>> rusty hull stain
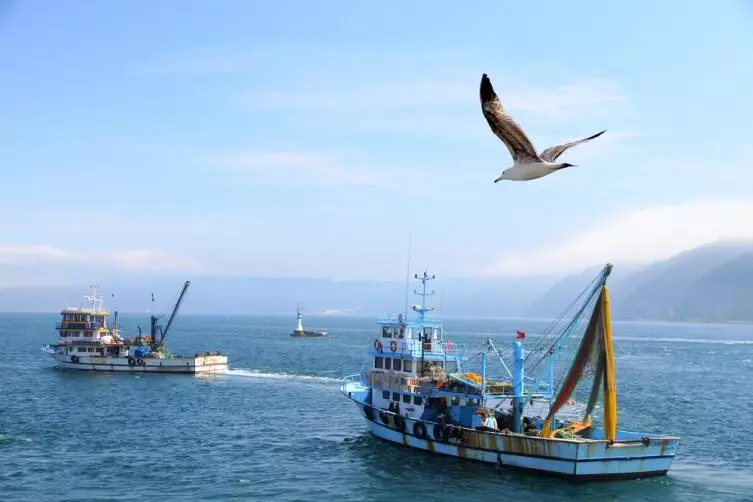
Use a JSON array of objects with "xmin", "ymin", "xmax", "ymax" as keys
[{"xmin": 462, "ymin": 429, "xmax": 579, "ymax": 459}]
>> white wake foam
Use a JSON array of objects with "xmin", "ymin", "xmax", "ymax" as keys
[
  {"xmin": 217, "ymin": 368, "xmax": 341, "ymax": 383},
  {"xmin": 614, "ymin": 336, "xmax": 753, "ymax": 345}
]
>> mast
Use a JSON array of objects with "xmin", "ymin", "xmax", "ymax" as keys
[
  {"xmin": 412, "ymin": 270, "xmax": 435, "ymax": 322},
  {"xmin": 84, "ymin": 285, "xmax": 104, "ymax": 313},
  {"xmin": 539, "ymin": 263, "xmax": 615, "ymax": 439},
  {"xmin": 601, "ymin": 285, "xmax": 617, "ymax": 442},
  {"xmin": 412, "ymin": 270, "xmax": 435, "ymax": 377}
]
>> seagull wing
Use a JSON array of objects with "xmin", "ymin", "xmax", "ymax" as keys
[
  {"xmin": 539, "ymin": 130, "xmax": 607, "ymax": 163},
  {"xmin": 479, "ymin": 73, "xmax": 539, "ymax": 163}
]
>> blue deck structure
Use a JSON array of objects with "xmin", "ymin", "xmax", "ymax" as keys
[{"xmin": 341, "ymin": 265, "xmax": 680, "ymax": 480}]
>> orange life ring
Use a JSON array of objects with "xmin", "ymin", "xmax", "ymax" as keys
[
  {"xmin": 374, "ymin": 339, "xmax": 383, "ymax": 352},
  {"xmin": 444, "ymin": 341, "xmax": 454, "ymax": 352},
  {"xmin": 390, "ymin": 340, "xmax": 397, "ymax": 353}
]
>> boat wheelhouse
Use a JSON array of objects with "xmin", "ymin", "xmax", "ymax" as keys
[
  {"xmin": 42, "ymin": 282, "xmax": 228, "ymax": 374},
  {"xmin": 341, "ymin": 265, "xmax": 680, "ymax": 480}
]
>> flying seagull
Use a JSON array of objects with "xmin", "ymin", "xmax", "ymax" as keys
[{"xmin": 480, "ymin": 73, "xmax": 606, "ymax": 182}]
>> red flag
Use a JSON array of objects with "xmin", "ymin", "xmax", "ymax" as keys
[{"xmin": 516, "ymin": 330, "xmax": 525, "ymax": 340}]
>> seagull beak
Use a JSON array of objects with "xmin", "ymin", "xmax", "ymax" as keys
[{"xmin": 494, "ymin": 177, "xmax": 502, "ymax": 183}]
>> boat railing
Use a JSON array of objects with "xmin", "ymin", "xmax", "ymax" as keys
[
  {"xmin": 370, "ymin": 339, "xmax": 468, "ymax": 359},
  {"xmin": 56, "ymin": 339, "xmax": 120, "ymax": 346}
]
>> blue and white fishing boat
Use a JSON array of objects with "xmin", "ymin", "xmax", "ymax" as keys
[{"xmin": 341, "ymin": 265, "xmax": 680, "ymax": 480}]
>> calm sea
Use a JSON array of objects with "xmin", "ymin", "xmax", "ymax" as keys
[{"xmin": 1, "ymin": 313, "xmax": 751, "ymax": 501}]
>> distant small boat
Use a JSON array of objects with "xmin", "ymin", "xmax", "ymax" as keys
[{"xmin": 291, "ymin": 302, "xmax": 327, "ymax": 337}]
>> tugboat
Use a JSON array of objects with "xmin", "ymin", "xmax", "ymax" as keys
[
  {"xmin": 291, "ymin": 301, "xmax": 327, "ymax": 337},
  {"xmin": 42, "ymin": 281, "xmax": 229, "ymax": 373},
  {"xmin": 341, "ymin": 266, "xmax": 680, "ymax": 480}
]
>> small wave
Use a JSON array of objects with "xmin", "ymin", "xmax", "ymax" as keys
[
  {"xmin": 0, "ymin": 434, "xmax": 32, "ymax": 445},
  {"xmin": 218, "ymin": 368, "xmax": 340, "ymax": 383},
  {"xmin": 614, "ymin": 336, "xmax": 753, "ymax": 345}
]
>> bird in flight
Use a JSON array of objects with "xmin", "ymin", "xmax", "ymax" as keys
[{"xmin": 479, "ymin": 73, "xmax": 606, "ymax": 182}]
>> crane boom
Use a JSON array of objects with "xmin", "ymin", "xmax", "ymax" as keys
[{"xmin": 158, "ymin": 280, "xmax": 191, "ymax": 347}]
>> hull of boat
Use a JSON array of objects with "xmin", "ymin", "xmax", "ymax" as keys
[
  {"xmin": 43, "ymin": 348, "xmax": 228, "ymax": 374},
  {"xmin": 342, "ymin": 385, "xmax": 678, "ymax": 480}
]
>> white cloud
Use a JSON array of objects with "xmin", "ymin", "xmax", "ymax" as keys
[
  {"xmin": 0, "ymin": 244, "xmax": 199, "ymax": 272},
  {"xmin": 206, "ymin": 150, "xmax": 423, "ymax": 193},
  {"xmin": 241, "ymin": 73, "xmax": 626, "ymax": 126},
  {"xmin": 0, "ymin": 245, "xmax": 72, "ymax": 264},
  {"xmin": 500, "ymin": 78, "xmax": 625, "ymax": 123},
  {"xmin": 110, "ymin": 250, "xmax": 201, "ymax": 271},
  {"xmin": 485, "ymin": 200, "xmax": 753, "ymax": 276}
]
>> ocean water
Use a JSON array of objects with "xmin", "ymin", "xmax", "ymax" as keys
[{"xmin": 1, "ymin": 313, "xmax": 752, "ymax": 501}]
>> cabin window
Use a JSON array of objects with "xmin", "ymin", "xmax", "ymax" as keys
[
  {"xmin": 382, "ymin": 390, "xmax": 390, "ymax": 399},
  {"xmin": 402, "ymin": 394, "xmax": 411, "ymax": 404},
  {"xmin": 78, "ymin": 348, "xmax": 86, "ymax": 353},
  {"xmin": 445, "ymin": 361, "xmax": 458, "ymax": 372},
  {"xmin": 403, "ymin": 360, "xmax": 413, "ymax": 372},
  {"xmin": 393, "ymin": 359, "xmax": 402, "ymax": 372},
  {"xmin": 374, "ymin": 357, "xmax": 383, "ymax": 369},
  {"xmin": 397, "ymin": 325, "xmax": 405, "ymax": 339},
  {"xmin": 391, "ymin": 392, "xmax": 399, "ymax": 402},
  {"xmin": 384, "ymin": 358, "xmax": 392, "ymax": 370},
  {"xmin": 414, "ymin": 396, "xmax": 423, "ymax": 406},
  {"xmin": 88, "ymin": 348, "xmax": 95, "ymax": 352},
  {"xmin": 382, "ymin": 326, "xmax": 392, "ymax": 338},
  {"xmin": 450, "ymin": 397, "xmax": 459, "ymax": 406},
  {"xmin": 97, "ymin": 349, "xmax": 103, "ymax": 355}
]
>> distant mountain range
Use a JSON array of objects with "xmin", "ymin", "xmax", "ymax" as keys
[
  {"xmin": 2, "ymin": 240, "xmax": 753, "ymax": 322},
  {"xmin": 0, "ymin": 273, "xmax": 558, "ymax": 318},
  {"xmin": 525, "ymin": 240, "xmax": 753, "ymax": 323}
]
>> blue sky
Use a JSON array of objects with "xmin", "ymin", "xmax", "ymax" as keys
[{"xmin": 1, "ymin": 1, "xmax": 752, "ymax": 282}]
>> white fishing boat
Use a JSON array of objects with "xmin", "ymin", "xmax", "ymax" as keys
[
  {"xmin": 42, "ymin": 281, "xmax": 228, "ymax": 373},
  {"xmin": 341, "ymin": 266, "xmax": 680, "ymax": 480}
]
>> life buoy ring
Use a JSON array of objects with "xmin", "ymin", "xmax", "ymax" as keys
[
  {"xmin": 127, "ymin": 356, "xmax": 136, "ymax": 366},
  {"xmin": 70, "ymin": 355, "xmax": 79, "ymax": 364},
  {"xmin": 137, "ymin": 358, "xmax": 145, "ymax": 366},
  {"xmin": 364, "ymin": 405, "xmax": 375, "ymax": 421},
  {"xmin": 413, "ymin": 421, "xmax": 427, "ymax": 439},
  {"xmin": 374, "ymin": 339, "xmax": 383, "ymax": 352},
  {"xmin": 390, "ymin": 340, "xmax": 397, "ymax": 353},
  {"xmin": 444, "ymin": 340, "xmax": 454, "ymax": 352}
]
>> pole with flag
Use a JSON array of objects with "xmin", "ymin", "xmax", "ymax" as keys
[{"xmin": 512, "ymin": 329, "xmax": 526, "ymax": 432}]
